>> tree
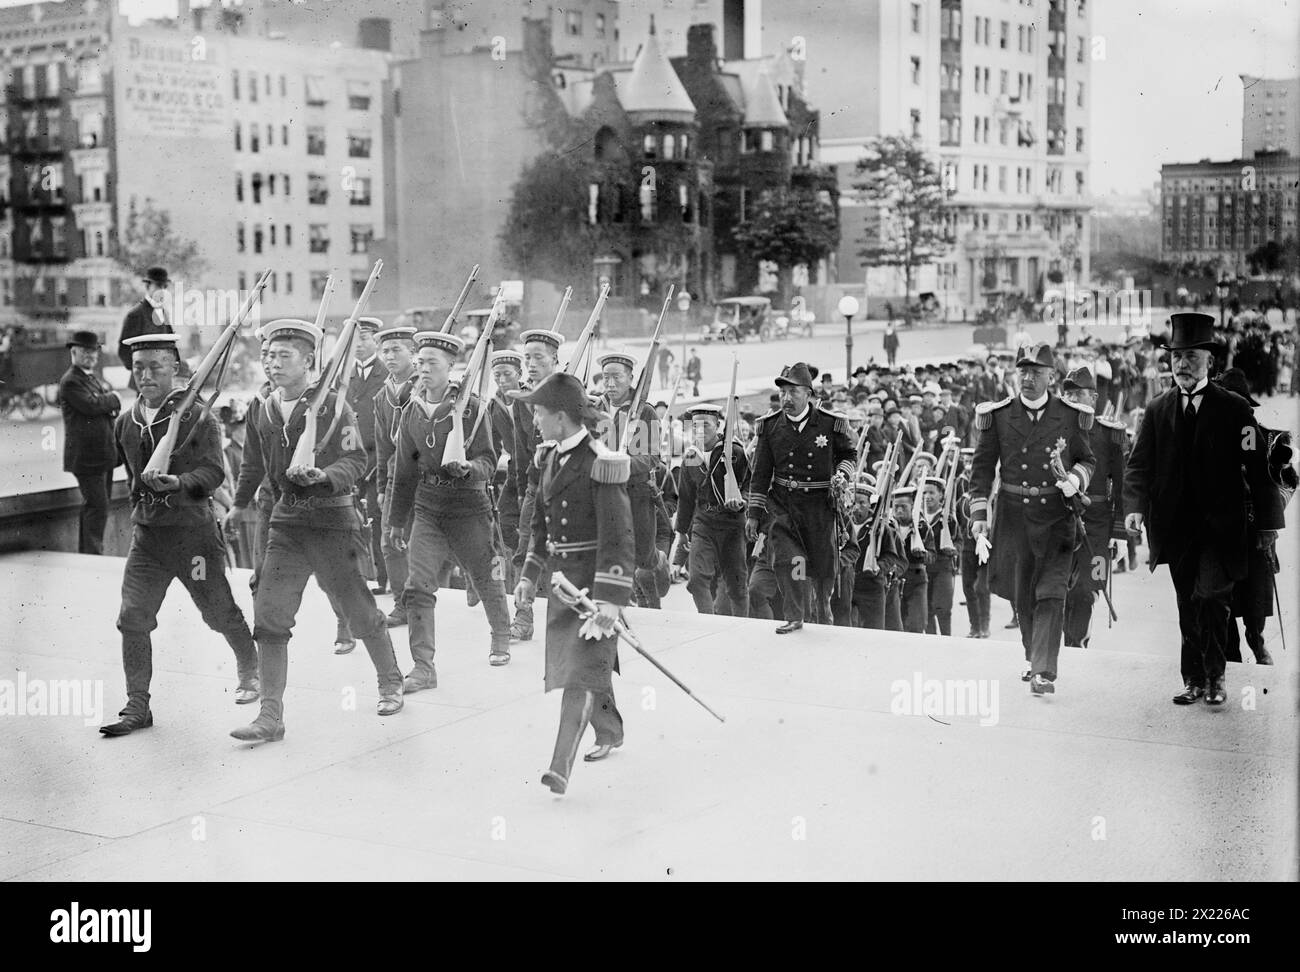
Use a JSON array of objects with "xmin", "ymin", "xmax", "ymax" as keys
[
  {"xmin": 731, "ymin": 188, "xmax": 839, "ymax": 306},
  {"xmin": 852, "ymin": 134, "xmax": 950, "ymax": 321},
  {"xmin": 117, "ymin": 196, "xmax": 207, "ymax": 285},
  {"xmin": 1246, "ymin": 237, "xmax": 1299, "ymax": 277},
  {"xmin": 499, "ymin": 149, "xmax": 602, "ymax": 289}
]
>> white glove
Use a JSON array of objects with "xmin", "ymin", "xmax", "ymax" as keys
[
  {"xmin": 579, "ymin": 600, "xmax": 619, "ymax": 640},
  {"xmin": 975, "ymin": 533, "xmax": 992, "ymax": 565},
  {"xmin": 1125, "ymin": 512, "xmax": 1144, "ymax": 536},
  {"xmin": 1057, "ymin": 473, "xmax": 1080, "ymax": 498}
]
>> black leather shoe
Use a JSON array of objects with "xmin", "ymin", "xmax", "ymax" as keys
[
  {"xmin": 488, "ymin": 650, "xmax": 510, "ymax": 667},
  {"xmin": 1029, "ymin": 675, "xmax": 1055, "ymax": 695},
  {"xmin": 230, "ymin": 716, "xmax": 284, "ymax": 742},
  {"xmin": 402, "ymin": 669, "xmax": 437, "ymax": 693},
  {"xmin": 1005, "ymin": 618, "xmax": 1021, "ymax": 629},
  {"xmin": 541, "ymin": 770, "xmax": 567, "ymax": 795},
  {"xmin": 1205, "ymin": 681, "xmax": 1226, "ymax": 706},
  {"xmin": 1172, "ymin": 684, "xmax": 1205, "ymax": 705},
  {"xmin": 333, "ymin": 639, "xmax": 356, "ymax": 655},
  {"xmin": 584, "ymin": 741, "xmax": 623, "ymax": 762},
  {"xmin": 1020, "ymin": 667, "xmax": 1033, "ymax": 682},
  {"xmin": 509, "ymin": 622, "xmax": 533, "ymax": 642},
  {"xmin": 384, "ymin": 609, "xmax": 407, "ymax": 628},
  {"xmin": 1254, "ymin": 647, "xmax": 1274, "ymax": 665},
  {"xmin": 371, "ymin": 583, "xmax": 388, "ymax": 595},
  {"xmin": 99, "ymin": 708, "xmax": 153, "ymax": 737},
  {"xmin": 776, "ymin": 620, "xmax": 804, "ymax": 634}
]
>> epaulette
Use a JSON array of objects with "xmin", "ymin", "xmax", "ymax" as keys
[
  {"xmin": 753, "ymin": 407, "xmax": 781, "ymax": 435},
  {"xmin": 1062, "ymin": 398, "xmax": 1094, "ymax": 430},
  {"xmin": 974, "ymin": 397, "xmax": 1012, "ymax": 430},
  {"xmin": 533, "ymin": 441, "xmax": 555, "ymax": 469},
  {"xmin": 1097, "ymin": 415, "xmax": 1126, "ymax": 432},
  {"xmin": 586, "ymin": 437, "xmax": 630, "ymax": 484},
  {"xmin": 819, "ymin": 404, "xmax": 851, "ymax": 435}
]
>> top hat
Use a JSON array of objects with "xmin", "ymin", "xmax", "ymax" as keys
[
  {"xmin": 509, "ymin": 371, "xmax": 589, "ymax": 417},
  {"xmin": 413, "ymin": 331, "xmax": 465, "ymax": 355},
  {"xmin": 66, "ymin": 329, "xmax": 103, "ymax": 350},
  {"xmin": 852, "ymin": 365, "xmax": 869, "ymax": 377},
  {"xmin": 1215, "ymin": 367, "xmax": 1259, "ymax": 407},
  {"xmin": 1162, "ymin": 312, "xmax": 1219, "ymax": 351},
  {"xmin": 596, "ymin": 351, "xmax": 638, "ymax": 372},
  {"xmin": 519, "ymin": 329, "xmax": 565, "ymax": 351},
  {"xmin": 775, "ymin": 362, "xmax": 817, "ymax": 389},
  {"xmin": 141, "ymin": 266, "xmax": 170, "ymax": 287},
  {"xmin": 375, "ymin": 325, "xmax": 417, "ymax": 344},
  {"xmin": 1062, "ymin": 366, "xmax": 1096, "ymax": 391},
  {"xmin": 1015, "ymin": 343, "xmax": 1055, "ymax": 369}
]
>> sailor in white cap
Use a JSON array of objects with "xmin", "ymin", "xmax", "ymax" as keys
[
  {"xmin": 225, "ymin": 319, "xmax": 406, "ymax": 742},
  {"xmin": 372, "ymin": 324, "xmax": 419, "ymax": 629}
]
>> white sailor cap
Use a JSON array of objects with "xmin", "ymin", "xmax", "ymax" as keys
[
  {"xmin": 375, "ymin": 325, "xmax": 417, "ymax": 344},
  {"xmin": 355, "ymin": 316, "xmax": 384, "ymax": 333},
  {"xmin": 490, "ymin": 349, "xmax": 524, "ymax": 369},
  {"xmin": 519, "ymin": 328, "xmax": 565, "ymax": 350},
  {"xmin": 413, "ymin": 331, "xmax": 465, "ymax": 355},
  {"xmin": 262, "ymin": 319, "xmax": 324, "ymax": 346},
  {"xmin": 123, "ymin": 333, "xmax": 182, "ymax": 355},
  {"xmin": 596, "ymin": 351, "xmax": 637, "ymax": 371}
]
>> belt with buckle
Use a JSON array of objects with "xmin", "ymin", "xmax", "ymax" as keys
[
  {"xmin": 136, "ymin": 491, "xmax": 176, "ymax": 509},
  {"xmin": 999, "ymin": 483, "xmax": 1057, "ymax": 498},
  {"xmin": 546, "ymin": 540, "xmax": 598, "ymax": 555},
  {"xmin": 420, "ymin": 471, "xmax": 485, "ymax": 490},
  {"xmin": 774, "ymin": 476, "xmax": 831, "ymax": 493},
  {"xmin": 280, "ymin": 492, "xmax": 355, "ymax": 509}
]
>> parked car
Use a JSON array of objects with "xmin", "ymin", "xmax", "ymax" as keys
[
  {"xmin": 773, "ymin": 297, "xmax": 815, "ymax": 338},
  {"xmin": 701, "ymin": 296, "xmax": 773, "ymax": 343}
]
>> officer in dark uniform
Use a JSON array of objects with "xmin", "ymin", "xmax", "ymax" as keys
[
  {"xmin": 226, "ymin": 319, "xmax": 405, "ymax": 742},
  {"xmin": 596, "ymin": 351, "xmax": 669, "ymax": 609},
  {"xmin": 512, "ymin": 373, "xmax": 635, "ymax": 796},
  {"xmin": 100, "ymin": 334, "xmax": 259, "ymax": 737},
  {"xmin": 1060, "ymin": 366, "xmax": 1128, "ymax": 649},
  {"xmin": 58, "ymin": 330, "xmax": 122, "ymax": 555},
  {"xmin": 372, "ymin": 325, "xmax": 419, "ymax": 628},
  {"xmin": 674, "ymin": 402, "xmax": 751, "ymax": 615},
  {"xmin": 509, "ymin": 328, "xmax": 565, "ymax": 641},
  {"xmin": 388, "ymin": 331, "xmax": 512, "ymax": 687},
  {"xmin": 969, "ymin": 343, "xmax": 1096, "ymax": 695},
  {"xmin": 745, "ymin": 362, "xmax": 858, "ymax": 633}
]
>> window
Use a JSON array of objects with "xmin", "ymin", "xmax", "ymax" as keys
[
  {"xmin": 307, "ymin": 126, "xmax": 326, "ymax": 155},
  {"xmin": 250, "ymin": 127, "xmax": 260, "ymax": 153},
  {"xmin": 595, "ymin": 13, "xmax": 606, "ymax": 38},
  {"xmin": 311, "ymin": 273, "xmax": 331, "ymax": 300},
  {"xmin": 760, "ymin": 130, "xmax": 774, "ymax": 152},
  {"xmin": 910, "ymin": 108, "xmax": 921, "ymax": 138},
  {"xmin": 282, "ymin": 124, "xmax": 289, "ymax": 144},
  {"xmin": 1076, "ymin": 81, "xmax": 1085, "ymax": 107},
  {"xmin": 911, "ymin": 57, "xmax": 921, "ymax": 85},
  {"xmin": 94, "ymin": 230, "xmax": 105, "ymax": 257},
  {"xmin": 237, "ymin": 224, "xmax": 245, "ymax": 253},
  {"xmin": 308, "ymin": 174, "xmax": 328, "ymax": 205},
  {"xmin": 285, "ymin": 225, "xmax": 293, "ymax": 247},
  {"xmin": 234, "ymin": 122, "xmax": 242, "ymax": 151},
  {"xmin": 268, "ymin": 224, "xmax": 276, "ymax": 246},
  {"xmin": 566, "ymin": 10, "xmax": 583, "ymax": 35},
  {"xmin": 1000, "ymin": 21, "xmax": 1009, "ymax": 48},
  {"xmin": 50, "ymin": 216, "xmax": 67, "ymax": 258},
  {"xmin": 283, "ymin": 175, "xmax": 291, "ymax": 198},
  {"xmin": 352, "ymin": 274, "xmax": 369, "ymax": 300},
  {"xmin": 265, "ymin": 124, "xmax": 273, "ymax": 147},
  {"xmin": 305, "ymin": 76, "xmax": 327, "ymax": 107},
  {"xmin": 1077, "ymin": 36, "xmax": 1087, "ymax": 63},
  {"xmin": 643, "ymin": 133, "xmax": 658, "ymax": 158},
  {"xmin": 347, "ymin": 130, "xmax": 372, "ymax": 158},
  {"xmin": 285, "ymin": 272, "xmax": 293, "ymax": 295},
  {"xmin": 910, "ymin": 3, "xmax": 921, "ymax": 32},
  {"xmin": 236, "ymin": 173, "xmax": 244, "ymax": 202},
  {"xmin": 349, "ymin": 177, "xmax": 372, "ymax": 206},
  {"xmin": 1018, "ymin": 24, "xmax": 1025, "ymax": 52},
  {"xmin": 347, "ymin": 80, "xmax": 372, "ymax": 111},
  {"xmin": 1077, "ymin": 0, "xmax": 1087, "ymax": 15},
  {"xmin": 640, "ymin": 182, "xmax": 656, "ymax": 222},
  {"xmin": 1076, "ymin": 127, "xmax": 1084, "ymax": 152},
  {"xmin": 1028, "ymin": 24, "xmax": 1035, "ymax": 53},
  {"xmin": 680, "ymin": 134, "xmax": 690, "ymax": 158},
  {"xmin": 248, "ymin": 72, "xmax": 258, "ymax": 103},
  {"xmin": 251, "ymin": 173, "xmax": 263, "ymax": 205},
  {"xmin": 999, "ymin": 117, "xmax": 1010, "ymax": 145},
  {"xmin": 309, "ymin": 225, "xmax": 329, "ymax": 253},
  {"xmin": 999, "ymin": 166, "xmax": 1007, "ymax": 192},
  {"xmin": 268, "ymin": 174, "xmax": 277, "ymax": 196},
  {"xmin": 1000, "ymin": 70, "xmax": 1009, "ymax": 95},
  {"xmin": 280, "ymin": 75, "xmax": 287, "ymax": 98},
  {"xmin": 238, "ymin": 273, "xmax": 247, "ymax": 292},
  {"xmin": 232, "ymin": 70, "xmax": 240, "ymax": 100},
  {"xmin": 1076, "ymin": 171, "xmax": 1085, "ymax": 195},
  {"xmin": 679, "ymin": 183, "xmax": 693, "ymax": 222},
  {"xmin": 78, "ymin": 111, "xmax": 102, "ymax": 147},
  {"xmin": 265, "ymin": 74, "xmax": 272, "ymax": 99},
  {"xmin": 350, "ymin": 224, "xmax": 374, "ymax": 254}
]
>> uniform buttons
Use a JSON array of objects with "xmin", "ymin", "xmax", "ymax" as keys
[
  {"xmin": 1023, "ymin": 498, "xmax": 1029, "ymax": 505},
  {"xmin": 560, "ymin": 518, "xmax": 568, "ymax": 525},
  {"xmin": 1021, "ymin": 447, "xmax": 1028, "ymax": 453},
  {"xmin": 1040, "ymin": 498, "xmax": 1047, "ymax": 504},
  {"xmin": 561, "ymin": 500, "xmax": 568, "ymax": 508},
  {"xmin": 1021, "ymin": 464, "xmax": 1027, "ymax": 469}
]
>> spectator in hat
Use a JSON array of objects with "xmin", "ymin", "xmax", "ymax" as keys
[
  {"xmin": 118, "ymin": 267, "xmax": 174, "ymax": 387},
  {"xmin": 58, "ymin": 330, "xmax": 122, "ymax": 554},
  {"xmin": 883, "ymin": 321, "xmax": 900, "ymax": 367},
  {"xmin": 685, "ymin": 347, "xmax": 702, "ymax": 396}
]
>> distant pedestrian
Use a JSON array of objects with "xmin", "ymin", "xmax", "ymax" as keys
[
  {"xmin": 883, "ymin": 323, "xmax": 900, "ymax": 367},
  {"xmin": 658, "ymin": 346, "xmax": 675, "ymax": 389},
  {"xmin": 58, "ymin": 330, "xmax": 122, "ymax": 555},
  {"xmin": 686, "ymin": 347, "xmax": 702, "ymax": 396}
]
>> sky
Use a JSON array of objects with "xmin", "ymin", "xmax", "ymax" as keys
[{"xmin": 4, "ymin": 0, "xmax": 1300, "ymax": 196}]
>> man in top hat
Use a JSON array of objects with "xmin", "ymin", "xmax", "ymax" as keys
[
  {"xmin": 509, "ymin": 327, "xmax": 565, "ymax": 641},
  {"xmin": 225, "ymin": 319, "xmax": 406, "ymax": 742},
  {"xmin": 117, "ymin": 267, "xmax": 174, "ymax": 380},
  {"xmin": 511, "ymin": 372, "xmax": 635, "ymax": 795},
  {"xmin": 969, "ymin": 342, "xmax": 1096, "ymax": 695},
  {"xmin": 1059, "ymin": 365, "xmax": 1128, "ymax": 650},
  {"xmin": 387, "ymin": 331, "xmax": 513, "ymax": 685},
  {"xmin": 488, "ymin": 349, "xmax": 526, "ymax": 579},
  {"xmin": 596, "ymin": 350, "xmax": 670, "ymax": 609},
  {"xmin": 675, "ymin": 402, "xmax": 751, "ymax": 616},
  {"xmin": 745, "ymin": 362, "xmax": 858, "ymax": 632},
  {"xmin": 1125, "ymin": 317, "xmax": 1282, "ymax": 707},
  {"xmin": 101, "ymin": 334, "xmax": 260, "ymax": 736},
  {"xmin": 58, "ymin": 330, "xmax": 122, "ymax": 555},
  {"xmin": 372, "ymin": 324, "xmax": 420, "ymax": 628}
]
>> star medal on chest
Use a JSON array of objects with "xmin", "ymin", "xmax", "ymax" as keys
[{"xmin": 814, "ymin": 434, "xmax": 828, "ymax": 448}]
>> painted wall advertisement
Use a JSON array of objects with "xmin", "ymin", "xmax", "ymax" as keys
[{"xmin": 113, "ymin": 31, "xmax": 228, "ymax": 140}]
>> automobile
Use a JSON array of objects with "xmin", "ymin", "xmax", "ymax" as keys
[
  {"xmin": 702, "ymin": 296, "xmax": 773, "ymax": 343},
  {"xmin": 461, "ymin": 308, "xmax": 521, "ymax": 350},
  {"xmin": 772, "ymin": 297, "xmax": 815, "ymax": 338}
]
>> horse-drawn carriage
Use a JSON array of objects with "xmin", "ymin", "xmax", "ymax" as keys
[{"xmin": 0, "ymin": 330, "xmax": 73, "ymax": 419}]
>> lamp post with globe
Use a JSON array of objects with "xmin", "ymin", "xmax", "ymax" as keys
[{"xmin": 838, "ymin": 294, "xmax": 860, "ymax": 383}]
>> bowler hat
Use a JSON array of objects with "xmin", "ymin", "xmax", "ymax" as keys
[
  {"xmin": 775, "ymin": 362, "xmax": 816, "ymax": 389},
  {"xmin": 1015, "ymin": 343, "xmax": 1055, "ymax": 369},
  {"xmin": 1062, "ymin": 366, "xmax": 1096, "ymax": 391},
  {"xmin": 141, "ymin": 266, "xmax": 170, "ymax": 287},
  {"xmin": 1161, "ymin": 312, "xmax": 1219, "ymax": 351},
  {"xmin": 66, "ymin": 330, "xmax": 102, "ymax": 349},
  {"xmin": 1214, "ymin": 367, "xmax": 1259, "ymax": 407}
]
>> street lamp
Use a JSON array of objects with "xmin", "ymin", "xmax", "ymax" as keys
[
  {"xmin": 676, "ymin": 289, "xmax": 691, "ymax": 383},
  {"xmin": 1215, "ymin": 275, "xmax": 1230, "ymax": 328},
  {"xmin": 837, "ymin": 294, "xmax": 860, "ymax": 383}
]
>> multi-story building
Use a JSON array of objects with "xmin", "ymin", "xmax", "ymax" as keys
[
  {"xmin": 1159, "ymin": 151, "xmax": 1299, "ymax": 272},
  {"xmin": 1, "ymin": 0, "xmax": 391, "ymax": 339},
  {"xmin": 1240, "ymin": 74, "xmax": 1300, "ymax": 158},
  {"xmin": 761, "ymin": 0, "xmax": 1094, "ymax": 307}
]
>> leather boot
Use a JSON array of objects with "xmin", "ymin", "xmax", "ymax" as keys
[
  {"xmin": 231, "ymin": 641, "xmax": 286, "ymax": 741},
  {"xmin": 226, "ymin": 625, "xmax": 260, "ymax": 704},
  {"xmin": 404, "ymin": 594, "xmax": 437, "ymax": 692},
  {"xmin": 362, "ymin": 626, "xmax": 406, "ymax": 714},
  {"xmin": 543, "ymin": 688, "xmax": 594, "ymax": 795},
  {"xmin": 510, "ymin": 601, "xmax": 534, "ymax": 642},
  {"xmin": 101, "ymin": 633, "xmax": 154, "ymax": 736}
]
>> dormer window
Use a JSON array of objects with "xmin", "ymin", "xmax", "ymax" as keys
[
  {"xmin": 643, "ymin": 133, "xmax": 658, "ymax": 159},
  {"xmin": 664, "ymin": 133, "xmax": 675, "ymax": 158}
]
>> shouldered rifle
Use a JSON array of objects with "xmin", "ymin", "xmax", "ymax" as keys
[
  {"xmin": 861, "ymin": 429, "xmax": 904, "ymax": 575},
  {"xmin": 562, "ymin": 282, "xmax": 610, "ymax": 378},
  {"xmin": 446, "ymin": 293, "xmax": 505, "ymax": 464},
  {"xmin": 620, "ymin": 285, "xmax": 675, "ymax": 453},
  {"xmin": 143, "ymin": 268, "xmax": 273, "ymax": 477},
  {"xmin": 438, "ymin": 264, "xmax": 481, "ymax": 334},
  {"xmin": 721, "ymin": 353, "xmax": 742, "ymax": 506}
]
